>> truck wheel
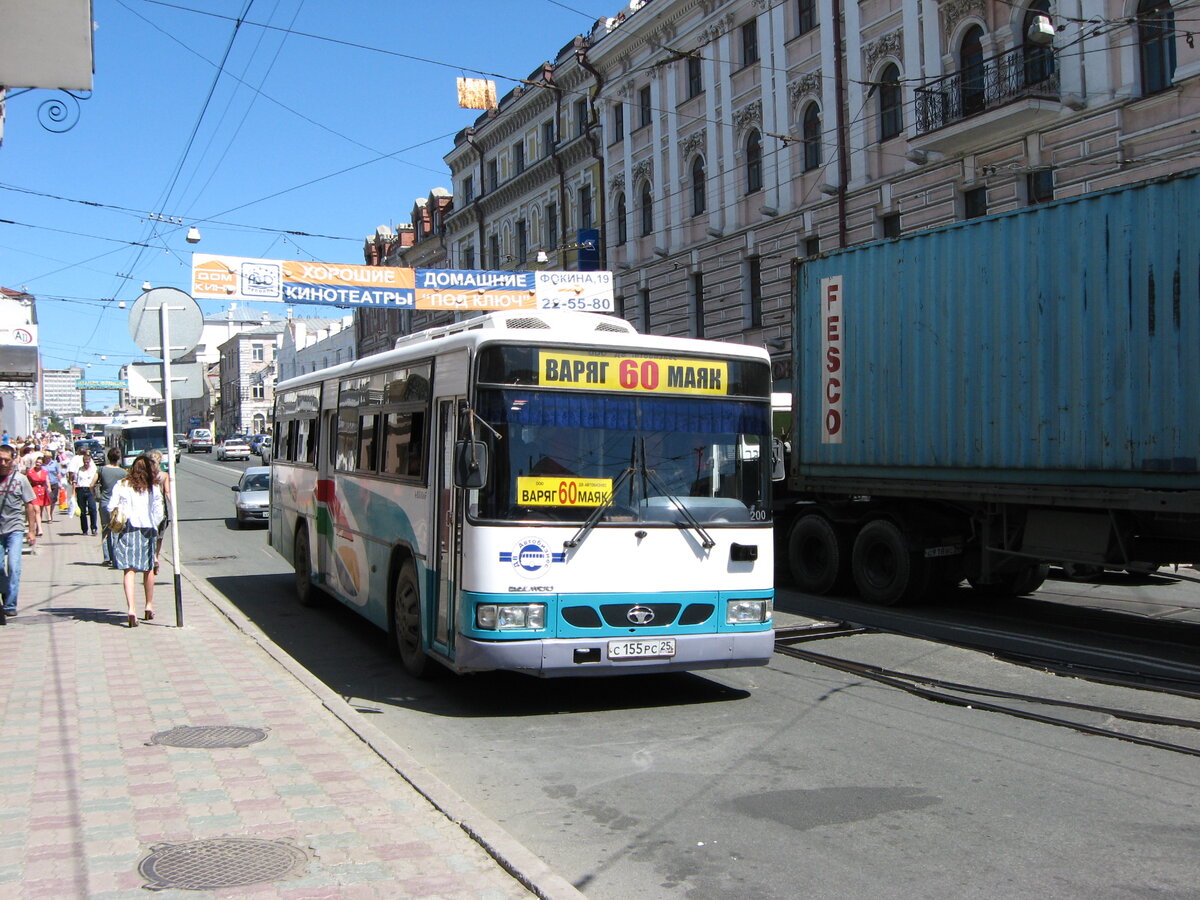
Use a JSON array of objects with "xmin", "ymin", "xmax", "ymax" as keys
[
  {"xmin": 851, "ymin": 519, "xmax": 927, "ymax": 606},
  {"xmin": 788, "ymin": 514, "xmax": 849, "ymax": 595},
  {"xmin": 390, "ymin": 561, "xmax": 429, "ymax": 678},
  {"xmin": 293, "ymin": 529, "xmax": 321, "ymax": 607},
  {"xmin": 969, "ymin": 563, "xmax": 1049, "ymax": 597}
]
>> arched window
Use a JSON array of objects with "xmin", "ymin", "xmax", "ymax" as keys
[
  {"xmin": 878, "ymin": 63, "xmax": 903, "ymax": 141},
  {"xmin": 691, "ymin": 157, "xmax": 707, "ymax": 215},
  {"xmin": 639, "ymin": 181, "xmax": 654, "ymax": 236},
  {"xmin": 615, "ymin": 192, "xmax": 627, "ymax": 245},
  {"xmin": 960, "ymin": 26, "xmax": 986, "ymax": 116},
  {"xmin": 802, "ymin": 103, "xmax": 822, "ymax": 171},
  {"xmin": 1022, "ymin": 0, "xmax": 1055, "ymax": 86},
  {"xmin": 745, "ymin": 130, "xmax": 763, "ymax": 193},
  {"xmin": 1138, "ymin": 0, "xmax": 1177, "ymax": 94}
]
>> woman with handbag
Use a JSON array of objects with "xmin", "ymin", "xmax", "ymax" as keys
[{"xmin": 107, "ymin": 454, "xmax": 165, "ymax": 627}]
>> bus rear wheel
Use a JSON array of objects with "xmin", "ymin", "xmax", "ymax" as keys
[
  {"xmin": 293, "ymin": 529, "xmax": 321, "ymax": 607},
  {"xmin": 391, "ymin": 561, "xmax": 429, "ymax": 678}
]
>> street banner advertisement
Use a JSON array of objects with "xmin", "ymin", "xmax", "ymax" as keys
[{"xmin": 191, "ymin": 254, "xmax": 614, "ymax": 311}]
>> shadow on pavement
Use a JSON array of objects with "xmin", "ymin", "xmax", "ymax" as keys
[{"xmin": 206, "ymin": 572, "xmax": 751, "ymax": 720}]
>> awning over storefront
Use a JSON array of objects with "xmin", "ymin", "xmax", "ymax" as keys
[{"xmin": 0, "ymin": 346, "xmax": 39, "ymax": 382}]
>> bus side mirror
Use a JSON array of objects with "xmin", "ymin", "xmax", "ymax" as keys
[
  {"xmin": 770, "ymin": 437, "xmax": 787, "ymax": 482},
  {"xmin": 454, "ymin": 441, "xmax": 489, "ymax": 489}
]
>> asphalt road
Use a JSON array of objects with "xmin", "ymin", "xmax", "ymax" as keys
[{"xmin": 172, "ymin": 454, "xmax": 1200, "ymax": 899}]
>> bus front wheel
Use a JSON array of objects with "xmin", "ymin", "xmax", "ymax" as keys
[{"xmin": 391, "ymin": 561, "xmax": 429, "ymax": 678}]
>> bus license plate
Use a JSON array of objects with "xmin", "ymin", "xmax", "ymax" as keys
[{"xmin": 608, "ymin": 638, "xmax": 676, "ymax": 660}]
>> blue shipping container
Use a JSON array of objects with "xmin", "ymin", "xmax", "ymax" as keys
[{"xmin": 794, "ymin": 171, "xmax": 1200, "ymax": 492}]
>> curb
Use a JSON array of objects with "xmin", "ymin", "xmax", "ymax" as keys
[{"xmin": 176, "ymin": 561, "xmax": 586, "ymax": 900}]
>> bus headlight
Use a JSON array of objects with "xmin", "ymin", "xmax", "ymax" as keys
[
  {"xmin": 726, "ymin": 598, "xmax": 772, "ymax": 624},
  {"xmin": 476, "ymin": 603, "xmax": 546, "ymax": 630}
]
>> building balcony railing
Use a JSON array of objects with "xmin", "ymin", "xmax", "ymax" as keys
[{"xmin": 915, "ymin": 46, "xmax": 1059, "ymax": 134}]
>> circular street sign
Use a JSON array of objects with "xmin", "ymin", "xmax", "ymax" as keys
[{"xmin": 128, "ymin": 287, "xmax": 203, "ymax": 360}]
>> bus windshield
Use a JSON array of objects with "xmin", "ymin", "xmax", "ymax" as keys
[
  {"xmin": 473, "ymin": 388, "xmax": 771, "ymax": 524},
  {"xmin": 124, "ymin": 426, "xmax": 168, "ymax": 453}
]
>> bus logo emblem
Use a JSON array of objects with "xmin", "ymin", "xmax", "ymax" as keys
[
  {"xmin": 626, "ymin": 606, "xmax": 655, "ymax": 625},
  {"xmin": 499, "ymin": 538, "xmax": 564, "ymax": 579}
]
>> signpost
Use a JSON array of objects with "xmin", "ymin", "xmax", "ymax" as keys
[{"xmin": 128, "ymin": 287, "xmax": 202, "ymax": 627}]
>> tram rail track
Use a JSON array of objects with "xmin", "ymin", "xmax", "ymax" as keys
[{"xmin": 773, "ymin": 622, "xmax": 1200, "ymax": 758}]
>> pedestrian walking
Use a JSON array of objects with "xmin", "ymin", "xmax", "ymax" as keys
[
  {"xmin": 107, "ymin": 454, "xmax": 165, "ymax": 627},
  {"xmin": 0, "ymin": 444, "xmax": 38, "ymax": 620},
  {"xmin": 146, "ymin": 449, "xmax": 171, "ymax": 574},
  {"xmin": 96, "ymin": 448, "xmax": 126, "ymax": 567},
  {"xmin": 25, "ymin": 457, "xmax": 49, "ymax": 538},
  {"xmin": 74, "ymin": 453, "xmax": 100, "ymax": 535},
  {"xmin": 42, "ymin": 453, "xmax": 61, "ymax": 524}
]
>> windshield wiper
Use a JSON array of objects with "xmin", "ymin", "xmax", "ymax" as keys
[
  {"xmin": 643, "ymin": 466, "xmax": 716, "ymax": 550},
  {"xmin": 563, "ymin": 466, "xmax": 635, "ymax": 550}
]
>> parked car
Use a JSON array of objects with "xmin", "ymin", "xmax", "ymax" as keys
[
  {"xmin": 216, "ymin": 437, "xmax": 251, "ymax": 461},
  {"xmin": 248, "ymin": 434, "xmax": 269, "ymax": 454},
  {"xmin": 230, "ymin": 466, "xmax": 270, "ymax": 527},
  {"xmin": 173, "ymin": 434, "xmax": 186, "ymax": 464},
  {"xmin": 186, "ymin": 428, "xmax": 213, "ymax": 453},
  {"xmin": 256, "ymin": 435, "xmax": 273, "ymax": 461}
]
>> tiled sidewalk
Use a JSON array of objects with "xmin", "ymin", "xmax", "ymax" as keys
[{"xmin": 0, "ymin": 525, "xmax": 579, "ymax": 899}]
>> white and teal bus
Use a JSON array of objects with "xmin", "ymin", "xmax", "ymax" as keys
[
  {"xmin": 269, "ymin": 310, "xmax": 775, "ymax": 677},
  {"xmin": 104, "ymin": 420, "xmax": 171, "ymax": 470}
]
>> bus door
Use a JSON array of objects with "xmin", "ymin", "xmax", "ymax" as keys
[
  {"xmin": 430, "ymin": 397, "xmax": 463, "ymax": 657},
  {"xmin": 316, "ymin": 407, "xmax": 338, "ymax": 588}
]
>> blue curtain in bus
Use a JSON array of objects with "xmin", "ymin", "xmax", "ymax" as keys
[{"xmin": 480, "ymin": 390, "xmax": 768, "ymax": 435}]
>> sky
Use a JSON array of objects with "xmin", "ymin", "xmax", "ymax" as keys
[{"xmin": 3, "ymin": 0, "xmax": 610, "ymax": 394}]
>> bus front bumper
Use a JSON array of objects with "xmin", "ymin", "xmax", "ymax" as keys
[{"xmin": 450, "ymin": 630, "xmax": 775, "ymax": 677}]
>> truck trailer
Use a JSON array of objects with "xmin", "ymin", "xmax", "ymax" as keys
[{"xmin": 779, "ymin": 170, "xmax": 1200, "ymax": 606}]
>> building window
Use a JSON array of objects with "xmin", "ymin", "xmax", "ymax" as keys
[
  {"xmin": 639, "ymin": 181, "xmax": 653, "ymax": 236},
  {"xmin": 252, "ymin": 384, "xmax": 265, "ymax": 400},
  {"xmin": 802, "ymin": 103, "xmax": 822, "ymax": 171},
  {"xmin": 797, "ymin": 0, "xmax": 816, "ymax": 35},
  {"xmin": 1028, "ymin": 169, "xmax": 1054, "ymax": 205},
  {"xmin": 463, "ymin": 175, "xmax": 474, "ymax": 203},
  {"xmin": 960, "ymin": 26, "xmax": 986, "ymax": 116},
  {"xmin": 746, "ymin": 257, "xmax": 762, "ymax": 328},
  {"xmin": 745, "ymin": 130, "xmax": 763, "ymax": 193},
  {"xmin": 638, "ymin": 85, "xmax": 653, "ymax": 128},
  {"xmin": 692, "ymin": 273, "xmax": 705, "ymax": 339},
  {"xmin": 252, "ymin": 343, "xmax": 265, "ymax": 362},
  {"xmin": 462, "ymin": 246, "xmax": 475, "ymax": 269},
  {"xmin": 579, "ymin": 184, "xmax": 593, "ymax": 230},
  {"xmin": 963, "ymin": 186, "xmax": 988, "ymax": 219},
  {"xmin": 516, "ymin": 220, "xmax": 528, "ymax": 262},
  {"xmin": 616, "ymin": 193, "xmax": 627, "ymax": 245},
  {"xmin": 575, "ymin": 97, "xmax": 588, "ymax": 136},
  {"xmin": 691, "ymin": 157, "xmax": 706, "ymax": 215},
  {"xmin": 640, "ymin": 287, "xmax": 652, "ymax": 332},
  {"xmin": 612, "ymin": 103, "xmax": 624, "ymax": 142},
  {"xmin": 878, "ymin": 63, "xmax": 903, "ymax": 140},
  {"xmin": 488, "ymin": 233, "xmax": 500, "ymax": 268},
  {"xmin": 542, "ymin": 120, "xmax": 556, "ymax": 156},
  {"xmin": 545, "ymin": 203, "xmax": 557, "ymax": 251},
  {"xmin": 513, "ymin": 140, "xmax": 525, "ymax": 174},
  {"xmin": 741, "ymin": 20, "xmax": 759, "ymax": 67},
  {"xmin": 880, "ymin": 213, "xmax": 901, "ymax": 239},
  {"xmin": 687, "ymin": 55, "xmax": 703, "ymax": 98},
  {"xmin": 1138, "ymin": 0, "xmax": 1177, "ymax": 94},
  {"xmin": 804, "ymin": 236, "xmax": 820, "ymax": 257},
  {"xmin": 487, "ymin": 159, "xmax": 498, "ymax": 192},
  {"xmin": 1022, "ymin": 0, "xmax": 1056, "ymax": 86}
]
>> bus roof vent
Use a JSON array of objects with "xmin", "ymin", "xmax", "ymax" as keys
[{"xmin": 504, "ymin": 317, "xmax": 552, "ymax": 330}]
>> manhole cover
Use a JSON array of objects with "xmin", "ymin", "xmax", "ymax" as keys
[
  {"xmin": 139, "ymin": 837, "xmax": 309, "ymax": 891},
  {"xmin": 149, "ymin": 725, "xmax": 269, "ymax": 749}
]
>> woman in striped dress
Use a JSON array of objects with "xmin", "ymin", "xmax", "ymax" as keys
[{"xmin": 107, "ymin": 455, "xmax": 165, "ymax": 627}]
